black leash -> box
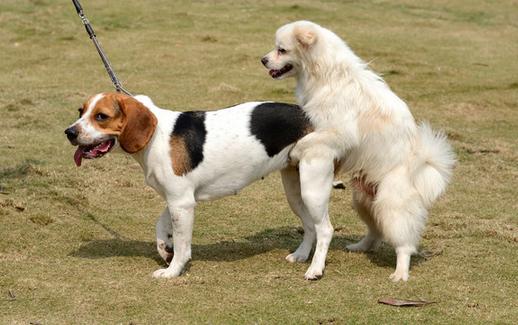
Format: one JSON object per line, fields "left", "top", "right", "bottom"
{"left": 71, "top": 0, "right": 132, "bottom": 96}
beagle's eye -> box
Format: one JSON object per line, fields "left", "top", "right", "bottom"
{"left": 95, "top": 113, "right": 110, "bottom": 121}
{"left": 278, "top": 48, "right": 287, "bottom": 54}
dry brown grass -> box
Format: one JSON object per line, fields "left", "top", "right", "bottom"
{"left": 1, "top": 0, "right": 517, "bottom": 323}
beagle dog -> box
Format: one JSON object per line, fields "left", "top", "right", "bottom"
{"left": 65, "top": 92, "right": 335, "bottom": 280}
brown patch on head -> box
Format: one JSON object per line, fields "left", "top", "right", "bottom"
{"left": 170, "top": 135, "right": 190, "bottom": 176}
{"left": 89, "top": 93, "right": 125, "bottom": 135}
{"left": 88, "top": 92, "right": 157, "bottom": 154}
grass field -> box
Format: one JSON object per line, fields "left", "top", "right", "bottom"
{"left": 1, "top": 0, "right": 517, "bottom": 323}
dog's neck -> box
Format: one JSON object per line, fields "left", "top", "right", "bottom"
{"left": 294, "top": 44, "right": 407, "bottom": 120}
{"left": 127, "top": 113, "right": 171, "bottom": 197}
{"left": 123, "top": 98, "right": 156, "bottom": 164}
{"left": 294, "top": 62, "right": 352, "bottom": 108}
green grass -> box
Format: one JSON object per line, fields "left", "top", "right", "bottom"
{"left": 1, "top": 0, "right": 517, "bottom": 323}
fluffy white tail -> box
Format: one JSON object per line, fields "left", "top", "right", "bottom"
{"left": 412, "top": 122, "right": 456, "bottom": 208}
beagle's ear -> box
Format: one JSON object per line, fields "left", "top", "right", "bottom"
{"left": 294, "top": 24, "right": 317, "bottom": 48}
{"left": 117, "top": 95, "right": 157, "bottom": 154}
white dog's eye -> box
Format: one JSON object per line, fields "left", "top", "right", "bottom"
{"left": 278, "top": 48, "right": 287, "bottom": 54}
{"left": 95, "top": 113, "right": 109, "bottom": 121}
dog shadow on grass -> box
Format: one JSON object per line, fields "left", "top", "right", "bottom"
{"left": 69, "top": 226, "right": 427, "bottom": 269}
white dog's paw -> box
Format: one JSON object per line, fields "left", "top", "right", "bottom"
{"left": 286, "top": 252, "right": 309, "bottom": 263}
{"left": 304, "top": 267, "right": 323, "bottom": 281}
{"left": 289, "top": 134, "right": 316, "bottom": 162}
{"left": 289, "top": 143, "right": 305, "bottom": 163}
{"left": 152, "top": 268, "right": 181, "bottom": 279}
{"left": 389, "top": 270, "right": 409, "bottom": 282}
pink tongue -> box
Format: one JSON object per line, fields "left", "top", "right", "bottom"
{"left": 74, "top": 148, "right": 83, "bottom": 167}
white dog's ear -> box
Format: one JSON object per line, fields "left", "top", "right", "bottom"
{"left": 294, "top": 24, "right": 317, "bottom": 48}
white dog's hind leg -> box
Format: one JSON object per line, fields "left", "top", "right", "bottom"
{"left": 378, "top": 209, "right": 418, "bottom": 282}
{"left": 346, "top": 192, "right": 380, "bottom": 252}
{"left": 281, "top": 166, "right": 315, "bottom": 263}
{"left": 299, "top": 157, "right": 335, "bottom": 280}
{"left": 374, "top": 170, "right": 426, "bottom": 282}
{"left": 153, "top": 200, "right": 196, "bottom": 279}
{"left": 389, "top": 245, "right": 414, "bottom": 282}
{"left": 382, "top": 208, "right": 423, "bottom": 282}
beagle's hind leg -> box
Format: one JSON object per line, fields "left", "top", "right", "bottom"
{"left": 281, "top": 166, "right": 315, "bottom": 263}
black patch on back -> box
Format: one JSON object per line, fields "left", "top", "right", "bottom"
{"left": 250, "top": 102, "right": 311, "bottom": 157}
{"left": 171, "top": 111, "right": 207, "bottom": 171}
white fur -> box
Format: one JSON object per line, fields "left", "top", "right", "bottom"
{"left": 72, "top": 93, "right": 106, "bottom": 146}
{"left": 70, "top": 94, "right": 335, "bottom": 280}
{"left": 263, "top": 21, "right": 456, "bottom": 281}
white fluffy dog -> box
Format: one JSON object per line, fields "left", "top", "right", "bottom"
{"left": 262, "top": 21, "right": 456, "bottom": 281}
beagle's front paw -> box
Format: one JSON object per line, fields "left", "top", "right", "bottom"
{"left": 304, "top": 266, "right": 324, "bottom": 281}
{"left": 152, "top": 267, "right": 182, "bottom": 279}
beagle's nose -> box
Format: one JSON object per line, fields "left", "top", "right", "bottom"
{"left": 261, "top": 56, "right": 269, "bottom": 67}
{"left": 65, "top": 126, "right": 78, "bottom": 141}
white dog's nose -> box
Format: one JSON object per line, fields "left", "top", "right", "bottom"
{"left": 261, "top": 56, "right": 269, "bottom": 66}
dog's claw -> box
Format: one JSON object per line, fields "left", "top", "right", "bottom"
{"left": 304, "top": 268, "right": 323, "bottom": 280}
{"left": 304, "top": 273, "right": 323, "bottom": 281}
